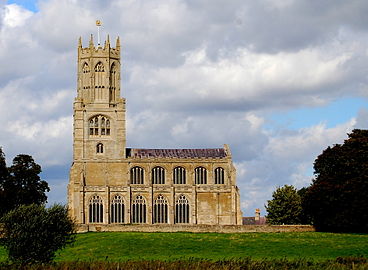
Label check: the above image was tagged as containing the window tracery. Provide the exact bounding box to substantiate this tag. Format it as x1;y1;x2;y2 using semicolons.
131;195;146;223
175;195;189;223
110;195;124;223
89;195;103;223
153;195;168;224
89;115;111;136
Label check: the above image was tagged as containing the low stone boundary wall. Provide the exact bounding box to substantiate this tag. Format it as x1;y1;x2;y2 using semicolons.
76;224;315;233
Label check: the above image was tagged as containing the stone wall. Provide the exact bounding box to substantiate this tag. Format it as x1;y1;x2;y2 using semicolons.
76;224;315;233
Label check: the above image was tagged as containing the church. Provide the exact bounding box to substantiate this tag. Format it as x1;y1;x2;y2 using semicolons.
68;34;242;226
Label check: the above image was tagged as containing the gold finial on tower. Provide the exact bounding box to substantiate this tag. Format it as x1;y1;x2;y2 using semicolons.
96;20;102;46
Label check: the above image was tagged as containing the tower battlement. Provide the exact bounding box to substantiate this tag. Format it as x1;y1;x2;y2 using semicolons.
78;35;120;55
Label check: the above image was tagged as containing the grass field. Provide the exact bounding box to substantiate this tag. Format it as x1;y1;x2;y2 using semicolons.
1;231;366;262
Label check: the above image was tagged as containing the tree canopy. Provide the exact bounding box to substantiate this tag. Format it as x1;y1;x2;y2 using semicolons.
265;184;302;225
0;148;49;217
304;129;368;232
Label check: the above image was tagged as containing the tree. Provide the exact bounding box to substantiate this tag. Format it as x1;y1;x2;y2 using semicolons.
265;185;302;225
0;153;49;216
303;129;368;232
1;204;76;264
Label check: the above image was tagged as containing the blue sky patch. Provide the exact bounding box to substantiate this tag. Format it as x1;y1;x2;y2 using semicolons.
7;0;38;12
267;97;368;130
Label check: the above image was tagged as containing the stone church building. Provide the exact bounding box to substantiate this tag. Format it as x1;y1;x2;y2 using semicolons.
68;35;242;226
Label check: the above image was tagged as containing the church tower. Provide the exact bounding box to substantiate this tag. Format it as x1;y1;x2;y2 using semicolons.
73;35;126;161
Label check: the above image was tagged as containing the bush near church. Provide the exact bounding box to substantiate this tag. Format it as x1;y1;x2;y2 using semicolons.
303;129;368;232
1;204;76;264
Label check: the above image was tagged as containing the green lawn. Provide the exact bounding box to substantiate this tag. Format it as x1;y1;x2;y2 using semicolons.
0;232;367;262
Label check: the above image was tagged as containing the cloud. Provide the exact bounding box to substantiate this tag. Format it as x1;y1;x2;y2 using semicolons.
1;0;368;216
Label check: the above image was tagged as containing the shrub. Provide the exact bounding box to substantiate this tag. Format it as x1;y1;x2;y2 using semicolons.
0;204;76;264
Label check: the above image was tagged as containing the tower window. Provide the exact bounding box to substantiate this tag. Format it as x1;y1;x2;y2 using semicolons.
173;166;186;184
89;115;111;136
96;143;103;154
195;167;207;184
152;166;165;184
214;167;225;184
95;62;105;72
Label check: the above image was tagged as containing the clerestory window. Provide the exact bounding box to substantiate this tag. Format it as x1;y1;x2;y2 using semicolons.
195;167;207;184
214;167;225;184
173;166;186;184
130;166;144;184
152;166;165;184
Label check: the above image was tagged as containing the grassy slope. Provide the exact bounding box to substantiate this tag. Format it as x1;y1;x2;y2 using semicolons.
0;232;367;262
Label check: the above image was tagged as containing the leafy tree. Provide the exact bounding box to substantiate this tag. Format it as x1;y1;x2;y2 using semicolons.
1;204;76;264
297;187;312;225
265;185;302;225
304;129;368;232
0;153;49;216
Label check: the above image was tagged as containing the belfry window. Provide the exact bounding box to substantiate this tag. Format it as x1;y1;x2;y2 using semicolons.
173;167;186;184
131;195;146;223
175;195;189;224
195;167;207;184
94;62;105;72
130;166;144;184
110;195;124;223
214;167;225;184
152;166;165;184
96;143;103;154
89;115;111;136
153;195;168;224
89;195;103;223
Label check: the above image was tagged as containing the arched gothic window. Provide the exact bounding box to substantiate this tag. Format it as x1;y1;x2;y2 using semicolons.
109;63;117;102
173;167;186;184
89;195;103;223
82;63;90;90
195;167;207;184
153;195;168;224
89;115;111;136
110;195;124;223
175;195;189;223
152;166;165;184
96;143;103;154
94;62;105;72
131;195;146;223
94;62;105;90
214;167;225;184
131;166;144;184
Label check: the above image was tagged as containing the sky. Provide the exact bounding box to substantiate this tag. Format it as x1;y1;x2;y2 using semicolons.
1;0;368;216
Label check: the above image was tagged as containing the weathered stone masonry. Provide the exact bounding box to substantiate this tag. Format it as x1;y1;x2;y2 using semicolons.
68;35;242;226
